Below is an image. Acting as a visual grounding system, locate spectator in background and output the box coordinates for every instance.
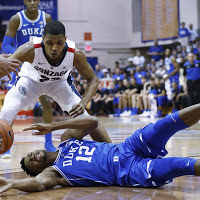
[171,81,188,113]
[164,49,179,85]
[102,81,116,115]
[183,53,200,105]
[188,23,199,43]
[125,58,135,78]
[95,64,104,79]
[112,68,125,81]
[132,49,145,67]
[134,65,147,85]
[147,39,164,62]
[154,78,168,117]
[178,22,190,46]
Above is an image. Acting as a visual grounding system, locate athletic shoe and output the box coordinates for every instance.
[0,149,11,159]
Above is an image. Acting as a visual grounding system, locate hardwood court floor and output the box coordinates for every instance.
[1,115,200,200]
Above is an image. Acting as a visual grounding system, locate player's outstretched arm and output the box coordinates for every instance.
[0,55,21,80]
[0,168,65,193]
[9,41,35,64]
[69,49,99,118]
[24,116,98,138]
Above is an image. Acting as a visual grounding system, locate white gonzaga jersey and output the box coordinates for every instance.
[19,37,75,83]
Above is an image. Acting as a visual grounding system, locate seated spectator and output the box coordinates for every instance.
[188,23,199,43]
[112,68,125,81]
[134,65,147,84]
[125,58,135,78]
[132,49,145,67]
[119,79,132,116]
[102,81,117,115]
[113,80,127,117]
[154,78,168,117]
[95,64,104,79]
[171,81,188,113]
[132,76,148,115]
[139,78,157,117]
[91,84,106,115]
[147,39,164,62]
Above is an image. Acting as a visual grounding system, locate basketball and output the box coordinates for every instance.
[0,120,14,154]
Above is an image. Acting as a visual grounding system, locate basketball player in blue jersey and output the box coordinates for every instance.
[0,104,200,193]
[1,0,55,155]
[164,49,179,85]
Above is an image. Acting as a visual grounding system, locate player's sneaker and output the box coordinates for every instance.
[0,149,11,159]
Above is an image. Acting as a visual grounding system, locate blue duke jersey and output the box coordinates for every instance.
[8,10,47,88]
[16,9,46,47]
[51,137,157,187]
[164,56,179,84]
[52,138,118,186]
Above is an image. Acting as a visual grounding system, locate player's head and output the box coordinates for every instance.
[23,0,40,13]
[20,150,52,176]
[43,21,66,59]
[165,48,171,57]
[187,53,194,62]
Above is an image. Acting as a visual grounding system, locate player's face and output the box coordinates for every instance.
[24,0,40,12]
[24,150,50,174]
[43,34,66,60]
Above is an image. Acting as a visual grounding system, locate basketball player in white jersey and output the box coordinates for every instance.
[2,0,55,154]
[0,21,111,147]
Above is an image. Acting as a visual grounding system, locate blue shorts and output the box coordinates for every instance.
[115,112,195,187]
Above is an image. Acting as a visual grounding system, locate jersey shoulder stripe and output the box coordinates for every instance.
[34,43,42,48]
[68,47,75,53]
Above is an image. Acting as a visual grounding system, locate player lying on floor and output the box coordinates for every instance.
[1,104,200,193]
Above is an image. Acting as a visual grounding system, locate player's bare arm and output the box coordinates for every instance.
[9,41,35,63]
[0,167,69,194]
[0,55,21,80]
[23,116,98,140]
[45,13,52,23]
[69,48,99,118]
[4,14,20,38]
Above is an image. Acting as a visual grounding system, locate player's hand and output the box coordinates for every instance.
[69,103,85,118]
[0,55,21,80]
[23,123,52,135]
[0,177,12,194]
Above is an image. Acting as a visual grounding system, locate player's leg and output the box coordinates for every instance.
[39,95,55,152]
[50,79,112,143]
[0,77,39,158]
[142,104,200,156]
[149,157,198,186]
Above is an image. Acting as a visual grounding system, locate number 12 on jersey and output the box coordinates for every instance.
[76,146,96,163]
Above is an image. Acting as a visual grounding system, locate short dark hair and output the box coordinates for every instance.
[20,157,39,177]
[44,20,65,37]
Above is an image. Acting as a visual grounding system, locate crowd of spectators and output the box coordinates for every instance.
[0,22,200,118]
[67,22,200,118]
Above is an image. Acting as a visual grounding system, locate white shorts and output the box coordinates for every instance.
[0,76,88,124]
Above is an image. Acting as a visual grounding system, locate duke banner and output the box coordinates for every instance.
[142,0,179,42]
[0,0,58,20]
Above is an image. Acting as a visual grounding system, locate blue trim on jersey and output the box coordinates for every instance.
[67,75,82,98]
